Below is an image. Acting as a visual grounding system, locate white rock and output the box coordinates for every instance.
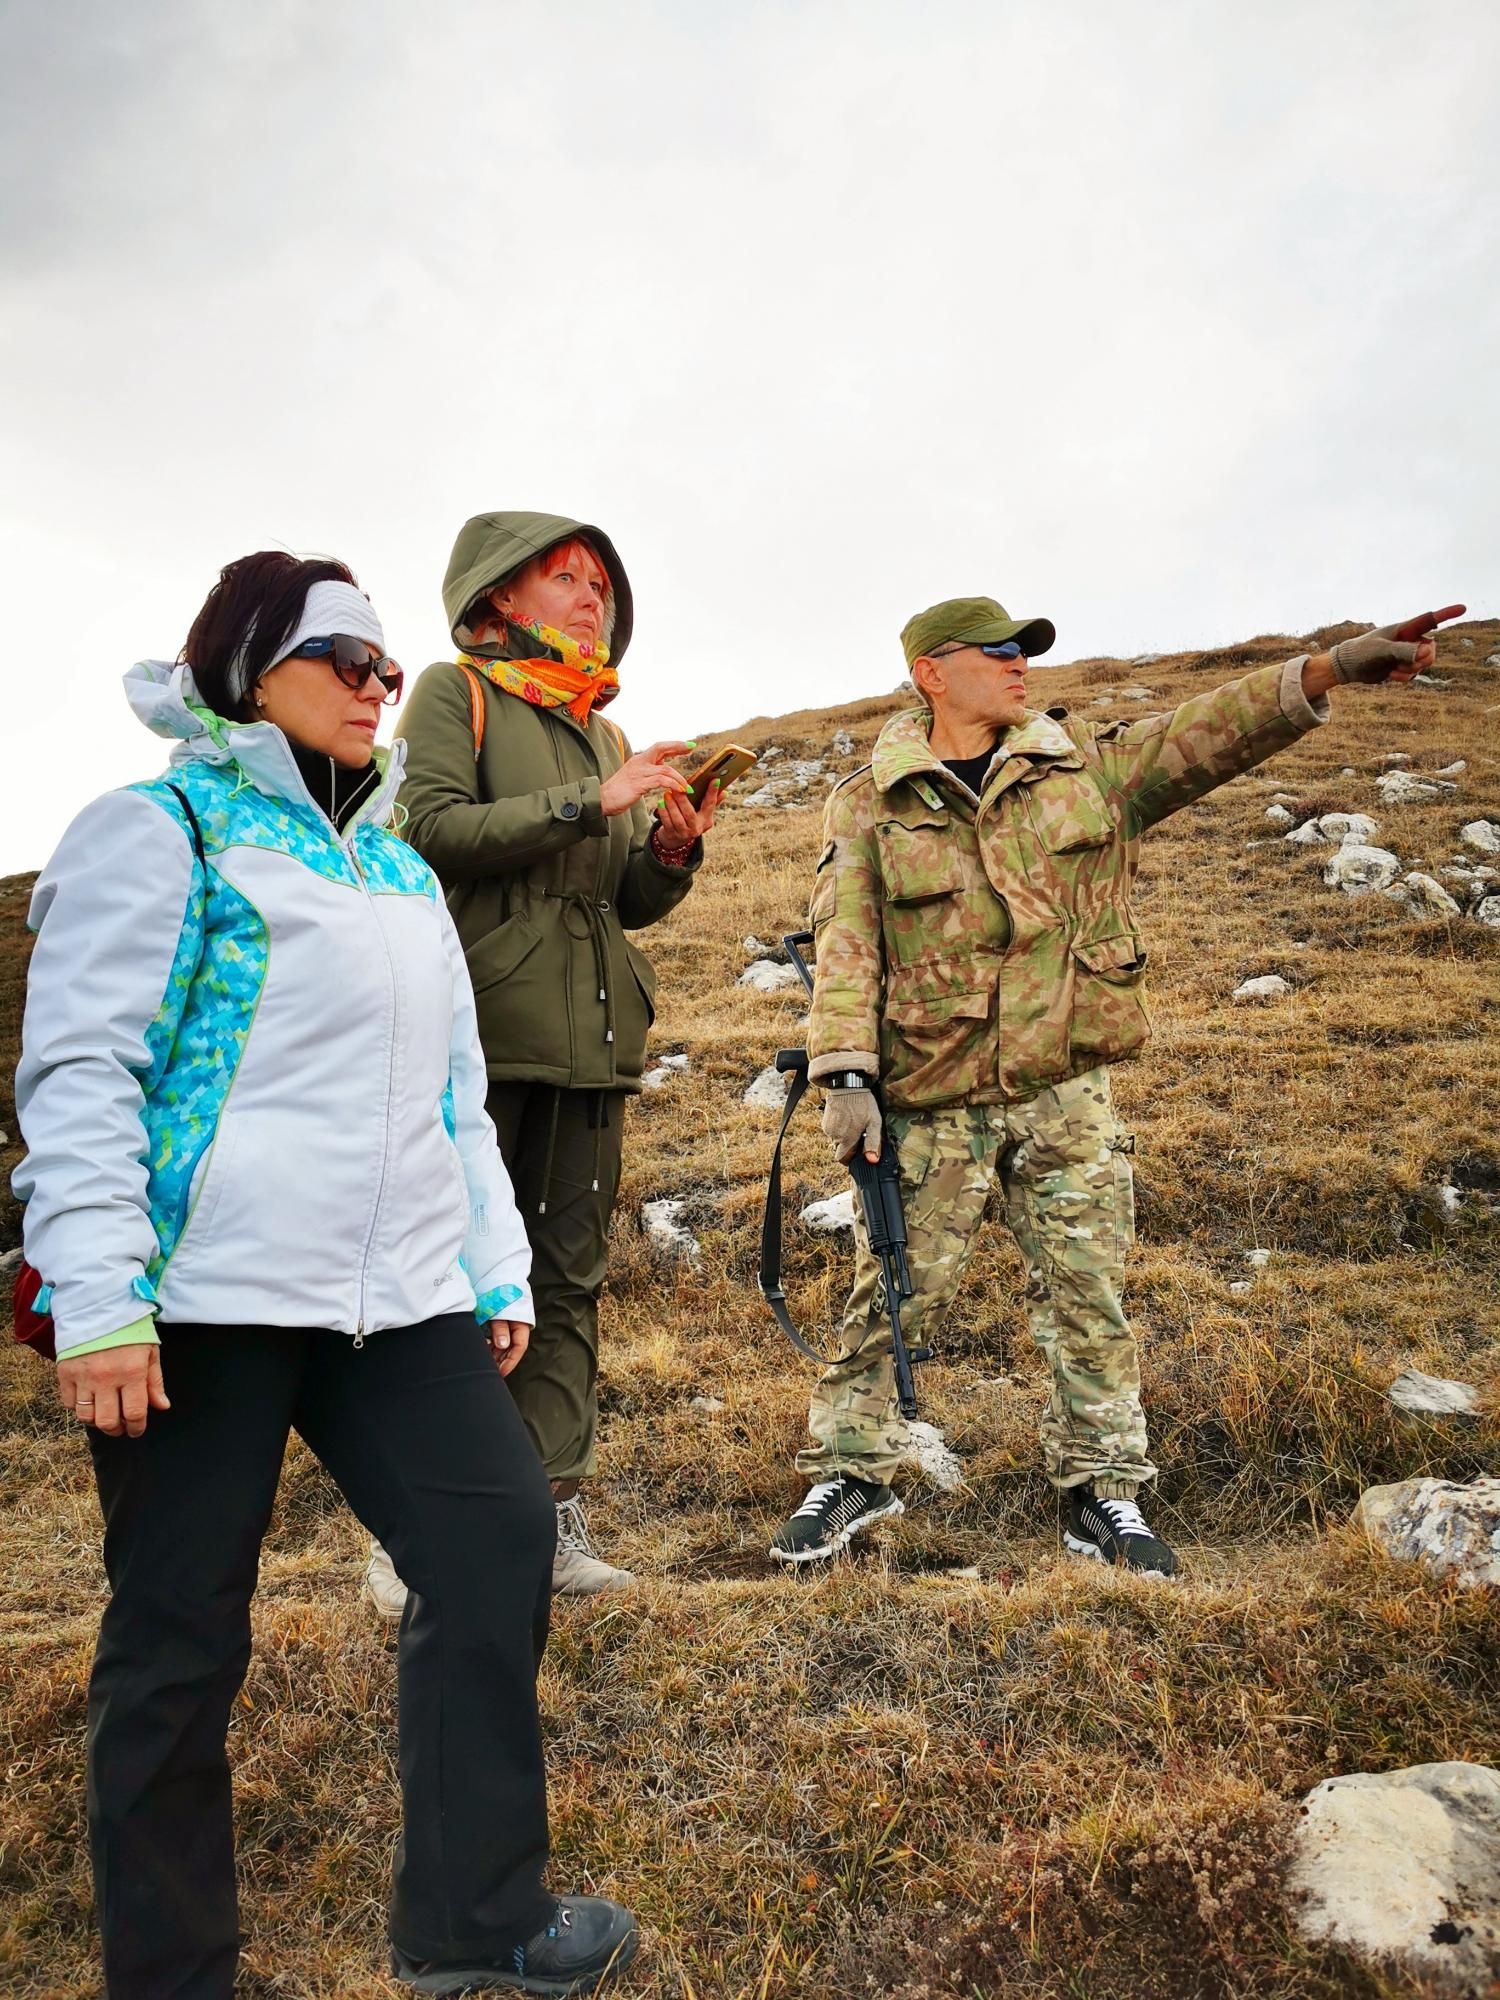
[759,744,785,762]
[1244,1248,1272,1269]
[1376,770,1454,805]
[742,933,773,957]
[1316,812,1379,845]
[1461,636,1476,648]
[1474,895,1500,930]
[1377,752,1414,767]
[800,1189,858,1233]
[0,1246,22,1281]
[641,1054,690,1091]
[640,1198,701,1263]
[689,1394,726,1414]
[1228,1280,1253,1296]
[740,785,781,808]
[1130,652,1164,666]
[1340,766,1356,777]
[1486,653,1500,669]
[901,1420,965,1493]
[1354,1476,1500,1588]
[1289,1761,1500,1993]
[1324,844,1400,896]
[832,729,855,757]
[1233,975,1292,1001]
[1284,820,1328,846]
[743,1064,792,1109]
[1384,872,1462,920]
[737,959,803,994]
[1264,804,1295,829]
[1460,820,1500,856]
[1410,672,1451,686]
[1386,1368,1479,1419]
[1436,760,1467,776]
[1120,686,1155,701]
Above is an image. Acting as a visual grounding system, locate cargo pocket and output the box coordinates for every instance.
[1068,933,1151,1070]
[1026,772,1112,854]
[1107,1133,1137,1260]
[879,816,962,903]
[467,914,542,995]
[884,989,992,1105]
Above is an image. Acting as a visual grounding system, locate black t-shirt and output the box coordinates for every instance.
[941,746,998,798]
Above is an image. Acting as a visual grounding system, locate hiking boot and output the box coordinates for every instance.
[768,1474,904,1565]
[553,1497,634,1596]
[1063,1485,1178,1577]
[365,1538,409,1621]
[391,1894,638,1995]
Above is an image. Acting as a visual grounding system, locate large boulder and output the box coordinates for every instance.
[1353,1476,1500,1587]
[1324,844,1400,896]
[1288,1761,1500,1995]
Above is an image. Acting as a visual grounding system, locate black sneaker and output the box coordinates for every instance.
[768,1475,904,1565]
[391,1896,638,1995]
[1063,1486,1178,1577]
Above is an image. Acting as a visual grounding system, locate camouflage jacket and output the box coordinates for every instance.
[807,657,1327,1108]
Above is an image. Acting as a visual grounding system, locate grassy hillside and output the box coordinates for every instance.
[2,623,1498,1998]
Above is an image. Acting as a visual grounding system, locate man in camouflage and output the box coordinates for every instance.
[769,594,1459,1574]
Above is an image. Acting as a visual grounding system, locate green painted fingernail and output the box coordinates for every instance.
[687,740,697,748]
[688,785,696,798]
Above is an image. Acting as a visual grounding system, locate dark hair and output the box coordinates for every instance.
[182,551,360,719]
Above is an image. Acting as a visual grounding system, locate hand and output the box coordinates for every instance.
[599,741,695,818]
[487,1319,530,1378]
[1326,605,1466,687]
[655,773,723,848]
[57,1342,170,1437]
[822,1087,883,1165]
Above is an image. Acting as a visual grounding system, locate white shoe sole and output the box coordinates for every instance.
[768,1494,905,1565]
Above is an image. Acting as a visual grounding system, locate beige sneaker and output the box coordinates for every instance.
[553,1497,634,1595]
[364,1539,409,1621]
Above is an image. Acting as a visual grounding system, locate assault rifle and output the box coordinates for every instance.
[757,932,932,1419]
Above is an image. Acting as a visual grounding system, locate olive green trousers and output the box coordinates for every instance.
[486,1084,627,1483]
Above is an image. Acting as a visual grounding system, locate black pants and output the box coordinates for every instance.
[84,1314,556,1999]
[487,1085,628,1482]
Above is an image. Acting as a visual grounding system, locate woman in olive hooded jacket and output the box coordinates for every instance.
[389,511,717,1596]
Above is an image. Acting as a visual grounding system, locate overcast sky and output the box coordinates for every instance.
[2,0,1496,872]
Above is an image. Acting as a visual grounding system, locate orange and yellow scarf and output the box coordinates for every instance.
[460,616,618,726]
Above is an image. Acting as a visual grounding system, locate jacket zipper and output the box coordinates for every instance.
[348,803,400,1347]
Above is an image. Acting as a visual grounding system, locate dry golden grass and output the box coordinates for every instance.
[2,623,1498,1997]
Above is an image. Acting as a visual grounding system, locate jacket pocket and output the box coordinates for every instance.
[624,940,657,1029]
[1026,772,1112,853]
[1067,932,1151,1070]
[883,988,992,1107]
[878,817,962,903]
[467,915,542,995]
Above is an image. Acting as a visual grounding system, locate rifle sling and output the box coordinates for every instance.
[758,1058,870,1369]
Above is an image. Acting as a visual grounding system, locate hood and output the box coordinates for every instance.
[123,660,406,831]
[871,705,1083,794]
[442,510,635,665]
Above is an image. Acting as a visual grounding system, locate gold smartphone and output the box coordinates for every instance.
[681,743,759,799]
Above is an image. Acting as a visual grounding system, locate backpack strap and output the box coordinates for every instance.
[456,663,487,762]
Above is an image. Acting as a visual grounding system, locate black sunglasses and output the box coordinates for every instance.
[290,635,404,705]
[930,640,1024,661]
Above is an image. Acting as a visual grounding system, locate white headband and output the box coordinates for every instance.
[229,581,388,702]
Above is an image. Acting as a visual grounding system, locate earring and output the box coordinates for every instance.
[254,691,266,709]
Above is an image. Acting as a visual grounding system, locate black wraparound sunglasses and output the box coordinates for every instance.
[290,635,404,705]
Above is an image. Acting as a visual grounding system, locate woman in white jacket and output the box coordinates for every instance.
[13,551,636,1999]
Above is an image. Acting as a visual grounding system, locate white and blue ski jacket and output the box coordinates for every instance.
[13,662,535,1359]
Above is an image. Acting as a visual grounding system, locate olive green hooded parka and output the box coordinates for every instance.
[397,512,699,1090]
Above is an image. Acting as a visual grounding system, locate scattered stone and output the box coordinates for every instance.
[1340,765,1355,777]
[742,933,775,958]
[1386,1368,1479,1419]
[1461,636,1476,648]
[689,1394,726,1414]
[902,1420,965,1492]
[1436,760,1467,777]
[743,1064,792,1110]
[1228,1280,1253,1296]
[1120,686,1155,701]
[1376,770,1455,805]
[640,1198,701,1262]
[1486,653,1500,669]
[1377,752,1414,767]
[1271,790,1299,802]
[737,959,803,994]
[1474,895,1500,930]
[832,729,855,757]
[1384,872,1463,920]
[641,1054,690,1092]
[1316,812,1379,845]
[1410,672,1451,687]
[740,785,782,808]
[1130,652,1164,666]
[1284,821,1328,846]
[800,1189,858,1234]
[1233,975,1292,1001]
[1288,1761,1500,1994]
[1244,1248,1272,1269]
[1264,804,1295,829]
[1460,820,1500,856]
[0,1246,21,1282]
[1354,1476,1500,1588]
[759,744,785,762]
[1324,845,1400,896]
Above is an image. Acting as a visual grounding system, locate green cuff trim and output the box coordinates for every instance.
[59,1316,162,1361]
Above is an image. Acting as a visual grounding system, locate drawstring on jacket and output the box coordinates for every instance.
[536,1087,609,1215]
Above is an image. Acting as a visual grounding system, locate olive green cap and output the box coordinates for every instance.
[900,595,1056,667]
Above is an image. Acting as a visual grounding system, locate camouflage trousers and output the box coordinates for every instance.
[796,1067,1156,1498]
